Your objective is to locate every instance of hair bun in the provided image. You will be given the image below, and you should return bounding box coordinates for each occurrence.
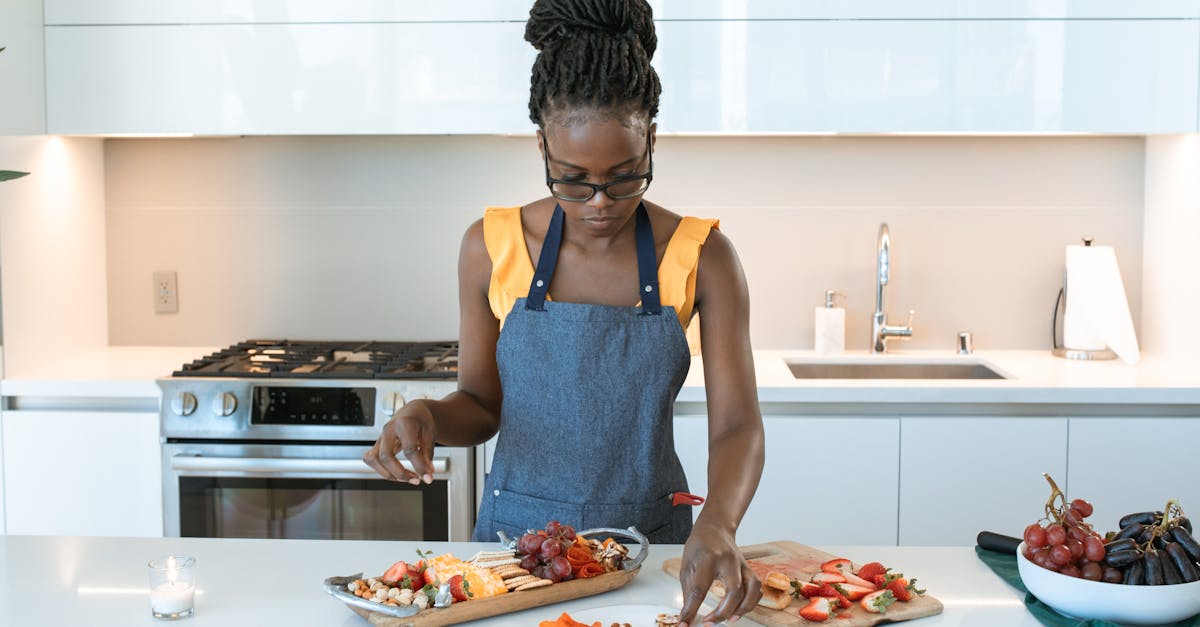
[525,0,656,57]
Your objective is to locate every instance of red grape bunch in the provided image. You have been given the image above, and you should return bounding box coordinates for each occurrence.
[515,520,577,583]
[1023,473,1123,583]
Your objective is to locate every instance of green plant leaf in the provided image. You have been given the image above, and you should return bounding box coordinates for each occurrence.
[1,171,31,182]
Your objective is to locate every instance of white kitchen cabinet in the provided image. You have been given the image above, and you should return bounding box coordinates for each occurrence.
[1067,416,1200,534]
[2,410,163,537]
[44,1,534,24]
[45,22,534,135]
[656,19,1199,133]
[675,414,899,545]
[898,416,1068,546]
[0,0,46,134]
[0,408,5,534]
[44,0,1200,24]
[45,15,1200,134]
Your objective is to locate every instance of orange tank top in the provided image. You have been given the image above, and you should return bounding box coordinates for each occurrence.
[482,206,718,330]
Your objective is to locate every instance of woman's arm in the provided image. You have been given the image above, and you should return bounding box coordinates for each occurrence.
[676,228,766,626]
[363,218,504,483]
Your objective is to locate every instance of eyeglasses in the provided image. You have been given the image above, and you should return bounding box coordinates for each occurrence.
[542,130,653,202]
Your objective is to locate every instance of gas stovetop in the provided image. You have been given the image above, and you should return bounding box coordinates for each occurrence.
[172,340,459,380]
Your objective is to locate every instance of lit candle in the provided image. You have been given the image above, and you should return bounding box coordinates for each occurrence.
[148,556,196,619]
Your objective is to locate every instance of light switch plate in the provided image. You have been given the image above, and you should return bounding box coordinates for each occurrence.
[154,271,178,313]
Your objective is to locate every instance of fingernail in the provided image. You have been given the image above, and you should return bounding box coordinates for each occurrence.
[423,473,433,484]
[408,478,420,485]
[729,616,741,624]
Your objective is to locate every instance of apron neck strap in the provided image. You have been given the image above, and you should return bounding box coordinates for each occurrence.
[524,202,661,315]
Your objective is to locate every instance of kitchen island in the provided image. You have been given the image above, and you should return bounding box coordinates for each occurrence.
[0,535,1046,626]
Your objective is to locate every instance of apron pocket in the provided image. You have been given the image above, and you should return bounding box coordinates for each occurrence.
[491,488,585,538]
[582,495,676,540]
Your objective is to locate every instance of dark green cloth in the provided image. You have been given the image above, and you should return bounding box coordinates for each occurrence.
[974,546,1200,627]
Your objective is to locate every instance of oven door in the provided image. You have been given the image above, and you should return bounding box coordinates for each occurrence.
[162,442,473,541]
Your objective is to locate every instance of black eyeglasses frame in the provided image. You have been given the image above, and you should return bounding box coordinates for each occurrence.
[541,130,654,202]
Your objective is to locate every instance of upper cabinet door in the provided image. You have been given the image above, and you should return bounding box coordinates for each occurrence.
[0,0,46,134]
[44,1,536,24]
[655,19,1199,133]
[43,4,1200,134]
[46,23,535,135]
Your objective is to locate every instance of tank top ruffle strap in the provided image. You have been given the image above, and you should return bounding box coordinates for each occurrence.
[481,205,719,330]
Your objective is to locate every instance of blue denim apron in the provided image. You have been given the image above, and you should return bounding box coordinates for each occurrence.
[472,202,695,543]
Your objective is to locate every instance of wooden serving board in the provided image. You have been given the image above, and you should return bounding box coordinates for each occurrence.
[342,567,638,627]
[662,541,943,627]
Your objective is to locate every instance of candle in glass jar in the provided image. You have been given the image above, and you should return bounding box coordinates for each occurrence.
[148,556,196,619]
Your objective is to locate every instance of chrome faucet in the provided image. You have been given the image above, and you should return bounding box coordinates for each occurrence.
[872,222,915,353]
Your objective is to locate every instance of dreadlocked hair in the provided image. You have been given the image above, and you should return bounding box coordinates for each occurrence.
[524,0,661,128]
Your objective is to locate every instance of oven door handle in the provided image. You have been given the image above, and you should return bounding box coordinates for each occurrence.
[169,455,449,475]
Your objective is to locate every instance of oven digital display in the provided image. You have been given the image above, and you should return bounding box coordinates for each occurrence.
[250,387,375,426]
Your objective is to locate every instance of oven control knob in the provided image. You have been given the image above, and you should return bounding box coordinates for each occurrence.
[381,392,406,416]
[211,392,238,417]
[171,392,198,416]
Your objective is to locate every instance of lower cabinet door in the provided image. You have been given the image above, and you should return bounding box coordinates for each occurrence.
[676,414,899,545]
[898,416,1068,546]
[2,410,163,537]
[1067,416,1200,534]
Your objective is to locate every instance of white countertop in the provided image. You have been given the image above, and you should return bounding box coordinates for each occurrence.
[0,346,216,398]
[679,350,1200,405]
[1,345,1198,406]
[0,535,1042,627]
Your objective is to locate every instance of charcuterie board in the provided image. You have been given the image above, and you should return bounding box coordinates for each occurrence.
[324,527,647,627]
[662,541,943,627]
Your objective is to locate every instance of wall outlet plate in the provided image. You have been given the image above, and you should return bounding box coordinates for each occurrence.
[154,271,178,314]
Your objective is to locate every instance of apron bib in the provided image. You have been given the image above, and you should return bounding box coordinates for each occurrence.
[472,202,695,543]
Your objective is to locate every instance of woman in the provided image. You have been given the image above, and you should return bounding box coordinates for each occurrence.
[364,0,765,622]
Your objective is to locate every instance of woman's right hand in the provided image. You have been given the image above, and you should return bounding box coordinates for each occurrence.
[362,399,438,484]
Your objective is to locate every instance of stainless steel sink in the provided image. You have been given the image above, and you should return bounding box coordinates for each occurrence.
[786,360,1007,380]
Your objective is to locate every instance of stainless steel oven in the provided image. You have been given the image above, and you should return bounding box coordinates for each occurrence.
[158,341,472,541]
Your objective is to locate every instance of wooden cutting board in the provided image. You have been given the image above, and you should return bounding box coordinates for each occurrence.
[662,541,943,627]
[340,567,638,627]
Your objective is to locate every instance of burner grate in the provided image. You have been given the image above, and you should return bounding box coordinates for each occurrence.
[173,340,459,379]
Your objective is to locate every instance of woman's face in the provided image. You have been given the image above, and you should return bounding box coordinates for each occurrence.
[539,116,654,237]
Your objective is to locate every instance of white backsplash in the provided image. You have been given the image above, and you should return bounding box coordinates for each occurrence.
[103,135,1144,351]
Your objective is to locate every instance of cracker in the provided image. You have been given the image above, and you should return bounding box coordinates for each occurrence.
[504,575,539,589]
[494,566,530,579]
[475,557,522,568]
[514,578,554,591]
[469,550,516,561]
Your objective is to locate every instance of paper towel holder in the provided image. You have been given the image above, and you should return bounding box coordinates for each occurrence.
[1051,237,1117,360]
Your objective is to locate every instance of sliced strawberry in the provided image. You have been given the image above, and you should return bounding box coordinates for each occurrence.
[812,584,850,609]
[832,582,874,601]
[381,560,410,584]
[448,574,470,602]
[798,596,834,622]
[822,558,875,588]
[810,572,846,584]
[856,562,889,583]
[860,589,896,614]
[886,577,925,602]
[793,580,823,598]
[820,558,854,575]
[423,568,439,588]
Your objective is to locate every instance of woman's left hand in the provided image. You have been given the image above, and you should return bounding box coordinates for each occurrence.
[677,520,762,626]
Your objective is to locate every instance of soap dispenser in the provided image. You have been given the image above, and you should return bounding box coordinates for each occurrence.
[814,290,845,355]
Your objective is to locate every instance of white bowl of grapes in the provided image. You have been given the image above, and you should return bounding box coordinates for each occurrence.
[1016,474,1200,625]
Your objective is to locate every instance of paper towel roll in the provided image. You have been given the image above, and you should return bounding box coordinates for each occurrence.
[1062,244,1140,364]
